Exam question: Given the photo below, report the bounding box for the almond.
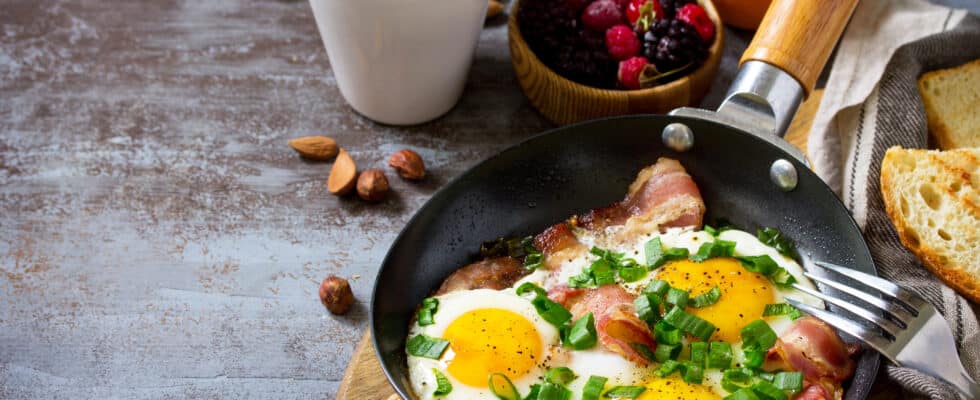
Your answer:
[356,169,389,202]
[388,149,426,180]
[327,149,357,195]
[288,136,338,161]
[487,0,504,18]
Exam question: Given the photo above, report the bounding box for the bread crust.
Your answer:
[880,148,980,303]
[917,58,980,150]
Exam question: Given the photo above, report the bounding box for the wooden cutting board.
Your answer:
[335,91,825,400]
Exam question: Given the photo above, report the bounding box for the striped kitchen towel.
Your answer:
[806,0,979,398]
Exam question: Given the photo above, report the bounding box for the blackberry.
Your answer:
[641,18,707,78]
[658,0,695,18]
[518,0,618,88]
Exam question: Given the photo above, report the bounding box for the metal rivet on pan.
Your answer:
[662,123,693,152]
[770,159,798,191]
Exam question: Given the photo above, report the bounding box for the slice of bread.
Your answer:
[880,147,979,302]
[917,58,980,150]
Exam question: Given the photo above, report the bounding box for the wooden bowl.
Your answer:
[508,0,725,125]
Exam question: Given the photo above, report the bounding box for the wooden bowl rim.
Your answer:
[508,0,725,96]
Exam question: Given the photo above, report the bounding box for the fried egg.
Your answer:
[409,227,824,399]
[407,289,560,399]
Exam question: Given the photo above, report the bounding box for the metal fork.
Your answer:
[784,261,980,399]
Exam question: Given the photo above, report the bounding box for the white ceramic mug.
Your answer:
[309,0,488,125]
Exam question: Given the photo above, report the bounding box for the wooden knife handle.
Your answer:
[740,0,859,96]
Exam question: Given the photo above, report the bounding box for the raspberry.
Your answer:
[582,0,624,32]
[618,56,648,89]
[626,0,664,29]
[658,0,695,18]
[605,25,641,61]
[675,3,714,42]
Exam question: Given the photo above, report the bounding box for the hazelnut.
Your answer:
[388,149,426,180]
[319,275,354,315]
[356,169,389,202]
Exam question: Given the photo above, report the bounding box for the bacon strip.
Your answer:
[564,285,656,365]
[533,223,588,271]
[763,317,857,400]
[434,256,527,295]
[577,158,705,233]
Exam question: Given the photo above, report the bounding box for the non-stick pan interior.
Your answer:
[372,115,879,399]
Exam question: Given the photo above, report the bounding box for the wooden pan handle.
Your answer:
[740,0,859,96]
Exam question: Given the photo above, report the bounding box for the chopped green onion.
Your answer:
[736,255,777,275]
[740,320,777,368]
[654,342,680,362]
[737,255,797,288]
[631,343,656,362]
[689,341,707,365]
[664,247,690,260]
[707,341,733,369]
[644,237,664,267]
[757,228,797,259]
[531,296,573,327]
[418,297,439,326]
[603,386,646,399]
[681,362,704,384]
[516,282,548,298]
[772,372,803,394]
[690,287,721,308]
[654,320,682,345]
[618,266,647,282]
[724,388,762,400]
[645,238,689,268]
[480,236,533,259]
[721,368,756,393]
[406,334,449,359]
[750,380,788,400]
[654,359,681,378]
[525,252,545,271]
[769,268,797,287]
[763,303,803,320]
[665,287,689,309]
[524,384,541,400]
[567,313,598,350]
[545,367,576,385]
[432,369,452,396]
[518,282,572,328]
[757,371,775,382]
[741,320,777,351]
[489,373,521,400]
[537,383,572,400]
[634,294,662,326]
[705,225,719,236]
[643,280,670,297]
[690,240,737,262]
[582,376,608,400]
[663,307,717,341]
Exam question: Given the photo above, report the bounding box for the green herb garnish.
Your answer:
[418,297,439,326]
[406,334,449,359]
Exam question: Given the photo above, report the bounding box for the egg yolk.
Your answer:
[639,375,721,400]
[442,308,542,388]
[657,258,774,342]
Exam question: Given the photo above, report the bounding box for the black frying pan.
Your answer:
[371,0,878,398]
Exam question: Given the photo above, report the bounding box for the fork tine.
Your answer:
[790,283,903,337]
[814,261,926,310]
[803,272,917,325]
[786,298,896,361]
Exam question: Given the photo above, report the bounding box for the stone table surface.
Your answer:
[1,1,976,399]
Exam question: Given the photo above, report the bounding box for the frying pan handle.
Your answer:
[741,0,860,97]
